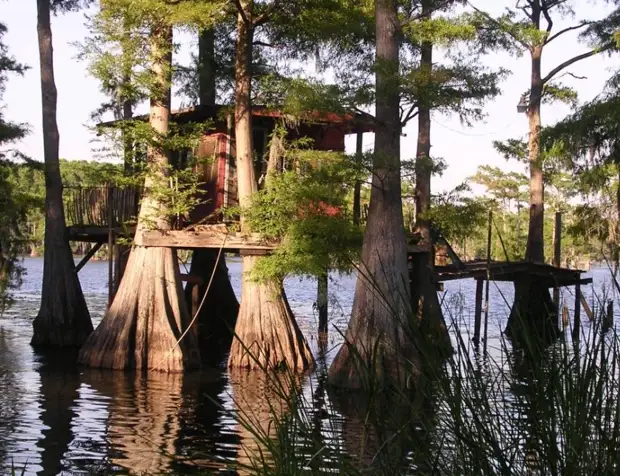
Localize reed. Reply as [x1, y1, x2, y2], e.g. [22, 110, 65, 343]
[229, 269, 620, 475]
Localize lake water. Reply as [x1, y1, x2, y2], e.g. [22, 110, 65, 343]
[0, 257, 616, 475]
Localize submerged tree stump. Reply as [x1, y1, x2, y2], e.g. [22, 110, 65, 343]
[409, 252, 452, 359]
[228, 255, 314, 371]
[505, 275, 560, 347]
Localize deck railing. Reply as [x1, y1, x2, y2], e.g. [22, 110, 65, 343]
[64, 185, 141, 228]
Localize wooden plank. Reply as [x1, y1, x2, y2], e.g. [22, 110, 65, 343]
[180, 273, 204, 285]
[138, 229, 278, 251]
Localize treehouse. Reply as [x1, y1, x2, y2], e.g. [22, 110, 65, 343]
[65, 104, 372, 245]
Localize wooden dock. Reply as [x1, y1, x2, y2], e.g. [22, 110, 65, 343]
[435, 260, 592, 287]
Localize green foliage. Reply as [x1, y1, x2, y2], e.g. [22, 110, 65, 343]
[428, 184, 488, 245]
[239, 150, 363, 282]
[0, 22, 29, 310]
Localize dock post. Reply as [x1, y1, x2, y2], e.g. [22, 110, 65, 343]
[107, 185, 114, 309]
[317, 270, 328, 336]
[604, 299, 614, 333]
[113, 243, 121, 297]
[353, 131, 363, 226]
[483, 210, 492, 354]
[573, 281, 581, 342]
[473, 278, 483, 347]
[553, 212, 562, 311]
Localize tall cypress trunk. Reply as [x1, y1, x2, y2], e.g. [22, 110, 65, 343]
[198, 27, 216, 106]
[78, 25, 200, 372]
[328, 0, 414, 389]
[505, 33, 559, 345]
[31, 0, 93, 348]
[185, 21, 240, 367]
[228, 2, 313, 371]
[412, 27, 451, 355]
[525, 45, 545, 264]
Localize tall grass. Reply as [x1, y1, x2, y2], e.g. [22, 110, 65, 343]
[229, 271, 620, 475]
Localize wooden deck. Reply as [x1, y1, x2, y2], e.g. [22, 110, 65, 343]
[435, 260, 591, 288]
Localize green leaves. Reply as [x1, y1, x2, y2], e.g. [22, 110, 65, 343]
[0, 21, 29, 310]
[237, 148, 363, 282]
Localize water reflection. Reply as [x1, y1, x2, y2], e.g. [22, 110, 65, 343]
[0, 328, 27, 472]
[0, 258, 617, 474]
[36, 350, 81, 476]
[228, 369, 302, 474]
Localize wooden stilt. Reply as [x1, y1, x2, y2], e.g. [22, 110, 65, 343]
[353, 131, 363, 226]
[553, 212, 562, 311]
[473, 278, 483, 347]
[483, 210, 492, 354]
[573, 282, 581, 342]
[113, 243, 121, 298]
[107, 186, 114, 309]
[317, 271, 328, 335]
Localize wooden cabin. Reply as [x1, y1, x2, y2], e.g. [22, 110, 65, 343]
[66, 104, 372, 241]
[171, 105, 371, 224]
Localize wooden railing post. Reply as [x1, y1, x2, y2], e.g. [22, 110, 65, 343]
[553, 211, 562, 312]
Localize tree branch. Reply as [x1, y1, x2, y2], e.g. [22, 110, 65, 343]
[232, 0, 249, 24]
[400, 0, 453, 27]
[467, 2, 530, 49]
[542, 43, 613, 84]
[253, 40, 275, 48]
[541, 3, 553, 35]
[401, 103, 419, 126]
[253, 0, 281, 27]
[545, 21, 594, 45]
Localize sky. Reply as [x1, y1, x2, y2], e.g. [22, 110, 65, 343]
[0, 0, 616, 193]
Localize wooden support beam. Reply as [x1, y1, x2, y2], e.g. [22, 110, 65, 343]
[483, 210, 492, 354]
[138, 228, 277, 251]
[573, 282, 581, 342]
[107, 187, 114, 310]
[353, 131, 362, 226]
[180, 273, 205, 285]
[75, 242, 103, 273]
[113, 244, 121, 298]
[473, 278, 483, 347]
[553, 212, 562, 309]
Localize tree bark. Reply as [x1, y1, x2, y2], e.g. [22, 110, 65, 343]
[198, 27, 216, 106]
[328, 0, 415, 389]
[78, 25, 200, 372]
[412, 28, 451, 355]
[228, 2, 313, 371]
[184, 249, 239, 366]
[31, 0, 93, 348]
[506, 42, 559, 345]
[188, 21, 239, 367]
[525, 46, 545, 264]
